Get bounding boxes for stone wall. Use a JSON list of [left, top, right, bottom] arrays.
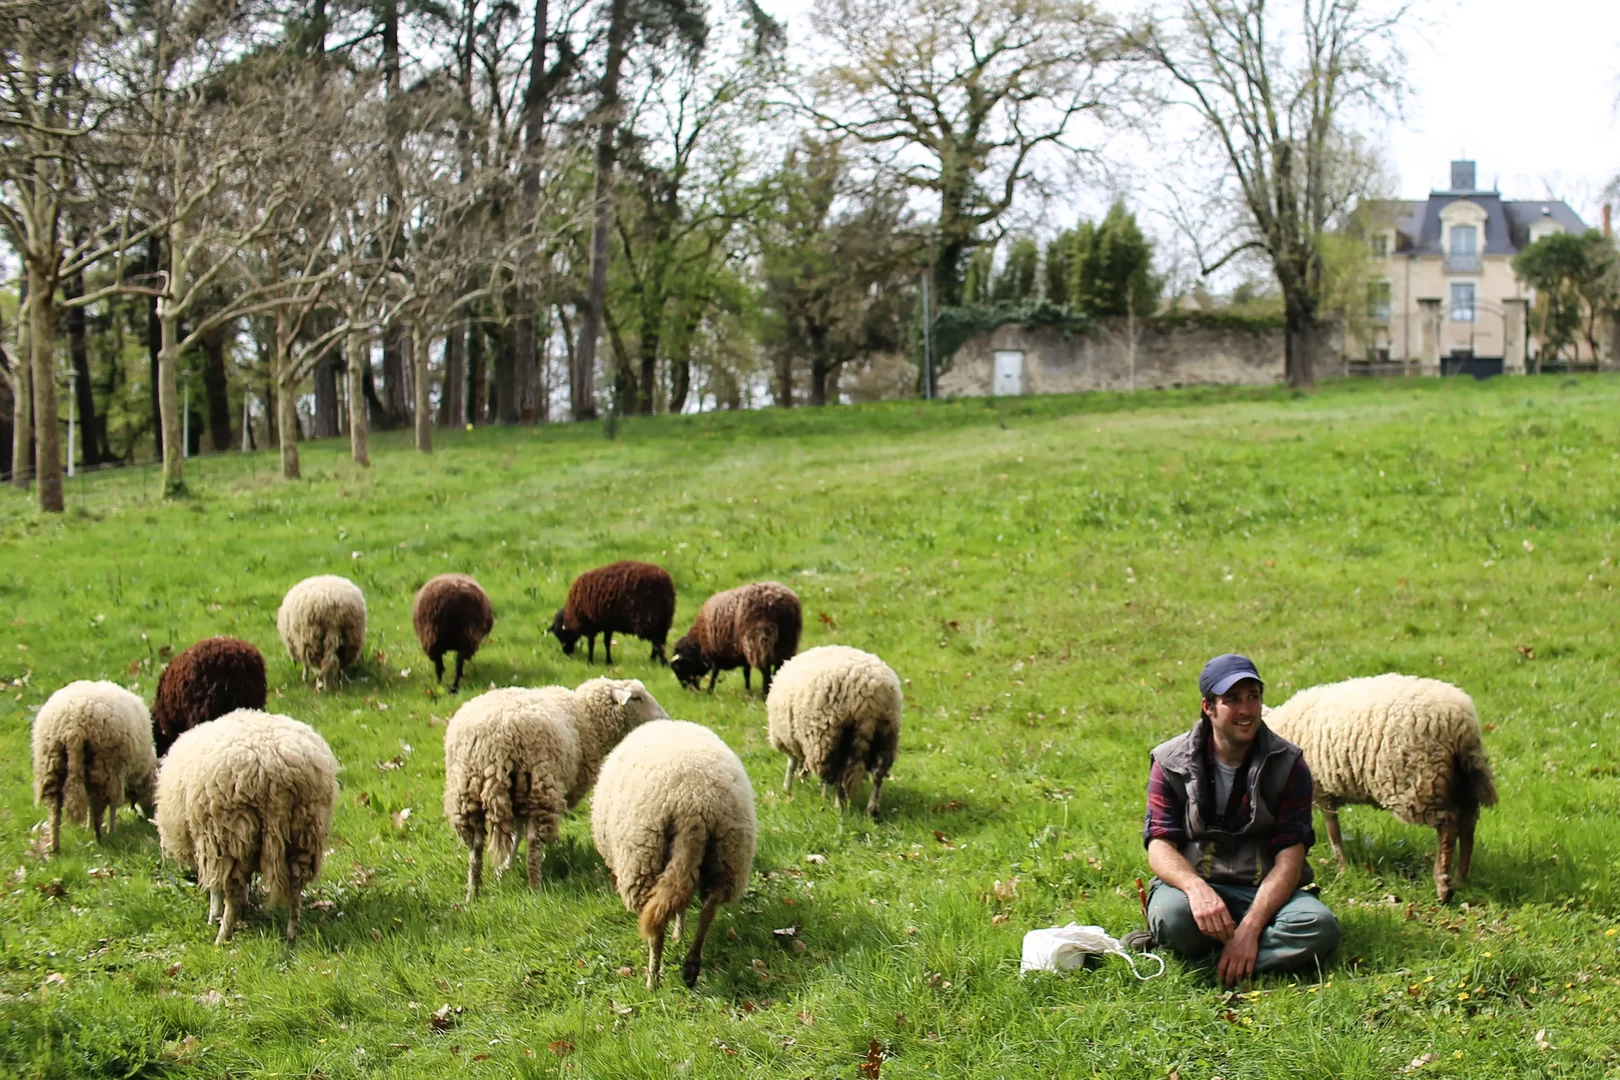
[[935, 318, 1287, 398]]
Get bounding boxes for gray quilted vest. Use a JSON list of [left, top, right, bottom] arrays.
[[1150, 719, 1314, 888]]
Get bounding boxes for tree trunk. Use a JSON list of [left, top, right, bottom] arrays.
[[467, 321, 486, 424], [347, 325, 370, 466], [312, 354, 340, 437], [1283, 290, 1316, 389], [201, 325, 232, 452], [440, 319, 464, 427], [26, 263, 64, 512], [571, 0, 629, 422], [774, 349, 792, 408], [64, 271, 100, 469], [11, 277, 32, 489], [605, 308, 635, 416], [413, 319, 433, 452], [147, 238, 163, 461], [809, 358, 831, 407], [278, 370, 300, 478], [382, 324, 409, 427], [494, 322, 517, 425], [514, 301, 538, 422]]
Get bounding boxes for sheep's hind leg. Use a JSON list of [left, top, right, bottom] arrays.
[[434, 655, 445, 684], [646, 922, 666, 990], [1433, 818, 1459, 903], [525, 817, 545, 891], [451, 653, 465, 694], [207, 887, 223, 925], [782, 756, 798, 793], [48, 792, 62, 856], [603, 632, 614, 665], [285, 870, 304, 941], [89, 792, 106, 843], [216, 878, 247, 945], [1321, 801, 1348, 873], [866, 758, 892, 819], [681, 890, 724, 989], [742, 665, 751, 691], [1458, 809, 1478, 881], [465, 820, 487, 903]]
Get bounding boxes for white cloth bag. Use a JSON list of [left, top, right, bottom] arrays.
[[1019, 923, 1165, 980]]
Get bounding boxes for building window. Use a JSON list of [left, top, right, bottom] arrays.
[[1450, 283, 1475, 322], [1366, 280, 1392, 322], [1370, 233, 1389, 257], [1447, 224, 1480, 272]]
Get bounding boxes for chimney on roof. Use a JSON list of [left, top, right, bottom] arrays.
[[1450, 160, 1476, 191]]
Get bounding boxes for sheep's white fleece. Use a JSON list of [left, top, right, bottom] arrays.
[[155, 708, 339, 908], [442, 678, 667, 874], [591, 720, 756, 929], [31, 680, 157, 829], [276, 575, 367, 687], [767, 645, 902, 794], [1263, 673, 1497, 825]]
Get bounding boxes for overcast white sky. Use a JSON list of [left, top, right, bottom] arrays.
[[763, 0, 1620, 234]]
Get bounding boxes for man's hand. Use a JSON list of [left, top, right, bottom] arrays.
[[1187, 880, 1236, 942], [1217, 926, 1260, 986]]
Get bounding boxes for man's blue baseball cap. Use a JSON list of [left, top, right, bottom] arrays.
[[1199, 653, 1262, 697]]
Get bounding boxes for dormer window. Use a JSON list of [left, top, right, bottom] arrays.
[[1370, 233, 1389, 257], [1447, 225, 1479, 272]]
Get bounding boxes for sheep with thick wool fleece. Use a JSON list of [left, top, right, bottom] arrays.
[[276, 575, 367, 688], [767, 645, 902, 818], [31, 680, 158, 855], [1263, 672, 1497, 902], [591, 719, 756, 989], [443, 678, 667, 902], [155, 708, 338, 943]]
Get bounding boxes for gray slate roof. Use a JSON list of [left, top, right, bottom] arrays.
[[1372, 192, 1589, 256]]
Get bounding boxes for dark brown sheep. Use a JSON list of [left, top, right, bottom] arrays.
[[413, 573, 495, 693], [670, 582, 801, 696], [150, 637, 268, 756], [549, 561, 676, 666]]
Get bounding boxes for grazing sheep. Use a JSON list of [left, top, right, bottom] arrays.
[[443, 678, 668, 901], [31, 681, 158, 855], [592, 720, 756, 989], [150, 636, 268, 756], [412, 573, 495, 692], [767, 645, 902, 818], [155, 708, 338, 943], [670, 582, 801, 696], [1263, 673, 1498, 902], [549, 560, 676, 665], [276, 575, 367, 689]]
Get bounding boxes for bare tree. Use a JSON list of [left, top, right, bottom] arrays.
[[804, 0, 1121, 306], [1136, 0, 1410, 387]]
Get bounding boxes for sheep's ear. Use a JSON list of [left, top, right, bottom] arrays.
[[610, 684, 634, 706]]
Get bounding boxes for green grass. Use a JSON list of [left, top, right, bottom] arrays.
[[2, 376, 1619, 1079]]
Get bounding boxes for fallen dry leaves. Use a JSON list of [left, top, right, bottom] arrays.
[[858, 1039, 883, 1077]]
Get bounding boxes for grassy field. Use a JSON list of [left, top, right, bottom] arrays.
[[2, 377, 1619, 1079]]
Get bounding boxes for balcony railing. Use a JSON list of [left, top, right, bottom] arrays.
[[1446, 252, 1481, 273]]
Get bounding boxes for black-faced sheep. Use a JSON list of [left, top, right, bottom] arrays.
[[549, 560, 676, 665], [443, 678, 668, 902], [670, 581, 801, 696], [31, 681, 158, 855], [150, 636, 268, 756], [591, 719, 756, 989], [276, 575, 367, 689], [1263, 672, 1498, 902], [412, 573, 494, 692], [767, 645, 902, 818], [155, 708, 338, 943]]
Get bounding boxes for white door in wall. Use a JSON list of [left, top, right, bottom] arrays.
[[992, 350, 1025, 396]]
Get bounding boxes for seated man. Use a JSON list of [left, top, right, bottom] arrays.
[[1139, 653, 1340, 985]]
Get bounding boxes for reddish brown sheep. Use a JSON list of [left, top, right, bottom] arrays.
[[670, 582, 801, 696], [413, 573, 495, 693], [151, 637, 268, 757], [549, 561, 676, 666]]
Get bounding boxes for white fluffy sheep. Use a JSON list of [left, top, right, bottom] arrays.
[[155, 708, 339, 943], [443, 678, 667, 902], [767, 645, 902, 818], [31, 680, 158, 855], [591, 720, 756, 989], [276, 575, 367, 689], [1264, 672, 1498, 902]]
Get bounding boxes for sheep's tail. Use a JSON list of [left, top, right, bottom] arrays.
[[317, 624, 345, 688], [258, 789, 296, 908], [39, 739, 92, 826], [481, 769, 520, 871], [638, 821, 706, 941], [1455, 738, 1498, 811], [824, 717, 877, 798], [739, 619, 780, 674]]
